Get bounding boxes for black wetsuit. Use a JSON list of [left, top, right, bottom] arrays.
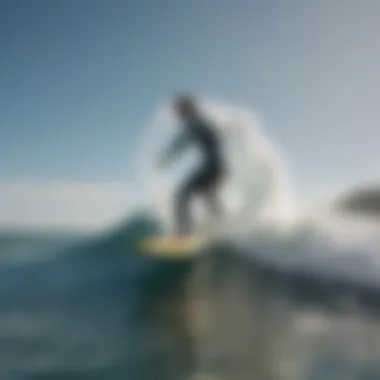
[[163, 117, 225, 235]]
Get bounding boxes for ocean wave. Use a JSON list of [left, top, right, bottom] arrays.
[[129, 98, 380, 290]]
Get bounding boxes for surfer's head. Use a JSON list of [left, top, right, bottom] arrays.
[[173, 93, 199, 122]]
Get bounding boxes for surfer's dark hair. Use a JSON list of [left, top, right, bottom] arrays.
[[173, 93, 198, 109]]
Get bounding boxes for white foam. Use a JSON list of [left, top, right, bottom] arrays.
[[135, 98, 380, 287]]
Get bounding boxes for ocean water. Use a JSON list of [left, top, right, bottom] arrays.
[[1, 212, 380, 380], [4, 100, 380, 379]]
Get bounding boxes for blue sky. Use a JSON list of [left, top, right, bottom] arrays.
[[1, 0, 380, 228]]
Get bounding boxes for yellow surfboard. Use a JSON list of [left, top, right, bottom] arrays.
[[139, 235, 206, 259]]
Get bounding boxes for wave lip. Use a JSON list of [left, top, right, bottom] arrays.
[[131, 97, 380, 292]]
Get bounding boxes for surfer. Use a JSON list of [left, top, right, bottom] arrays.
[[158, 94, 226, 236]]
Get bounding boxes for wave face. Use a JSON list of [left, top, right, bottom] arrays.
[[1, 211, 380, 379], [94, 214, 380, 380]]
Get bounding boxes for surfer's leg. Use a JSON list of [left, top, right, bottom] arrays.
[[175, 185, 192, 236], [175, 170, 205, 236], [175, 181, 199, 236], [202, 165, 224, 219]]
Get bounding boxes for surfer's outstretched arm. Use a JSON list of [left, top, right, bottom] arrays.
[[159, 133, 191, 167]]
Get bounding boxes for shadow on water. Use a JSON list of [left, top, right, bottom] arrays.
[[2, 214, 380, 379]]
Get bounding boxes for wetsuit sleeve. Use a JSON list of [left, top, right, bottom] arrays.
[[160, 132, 191, 165]]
